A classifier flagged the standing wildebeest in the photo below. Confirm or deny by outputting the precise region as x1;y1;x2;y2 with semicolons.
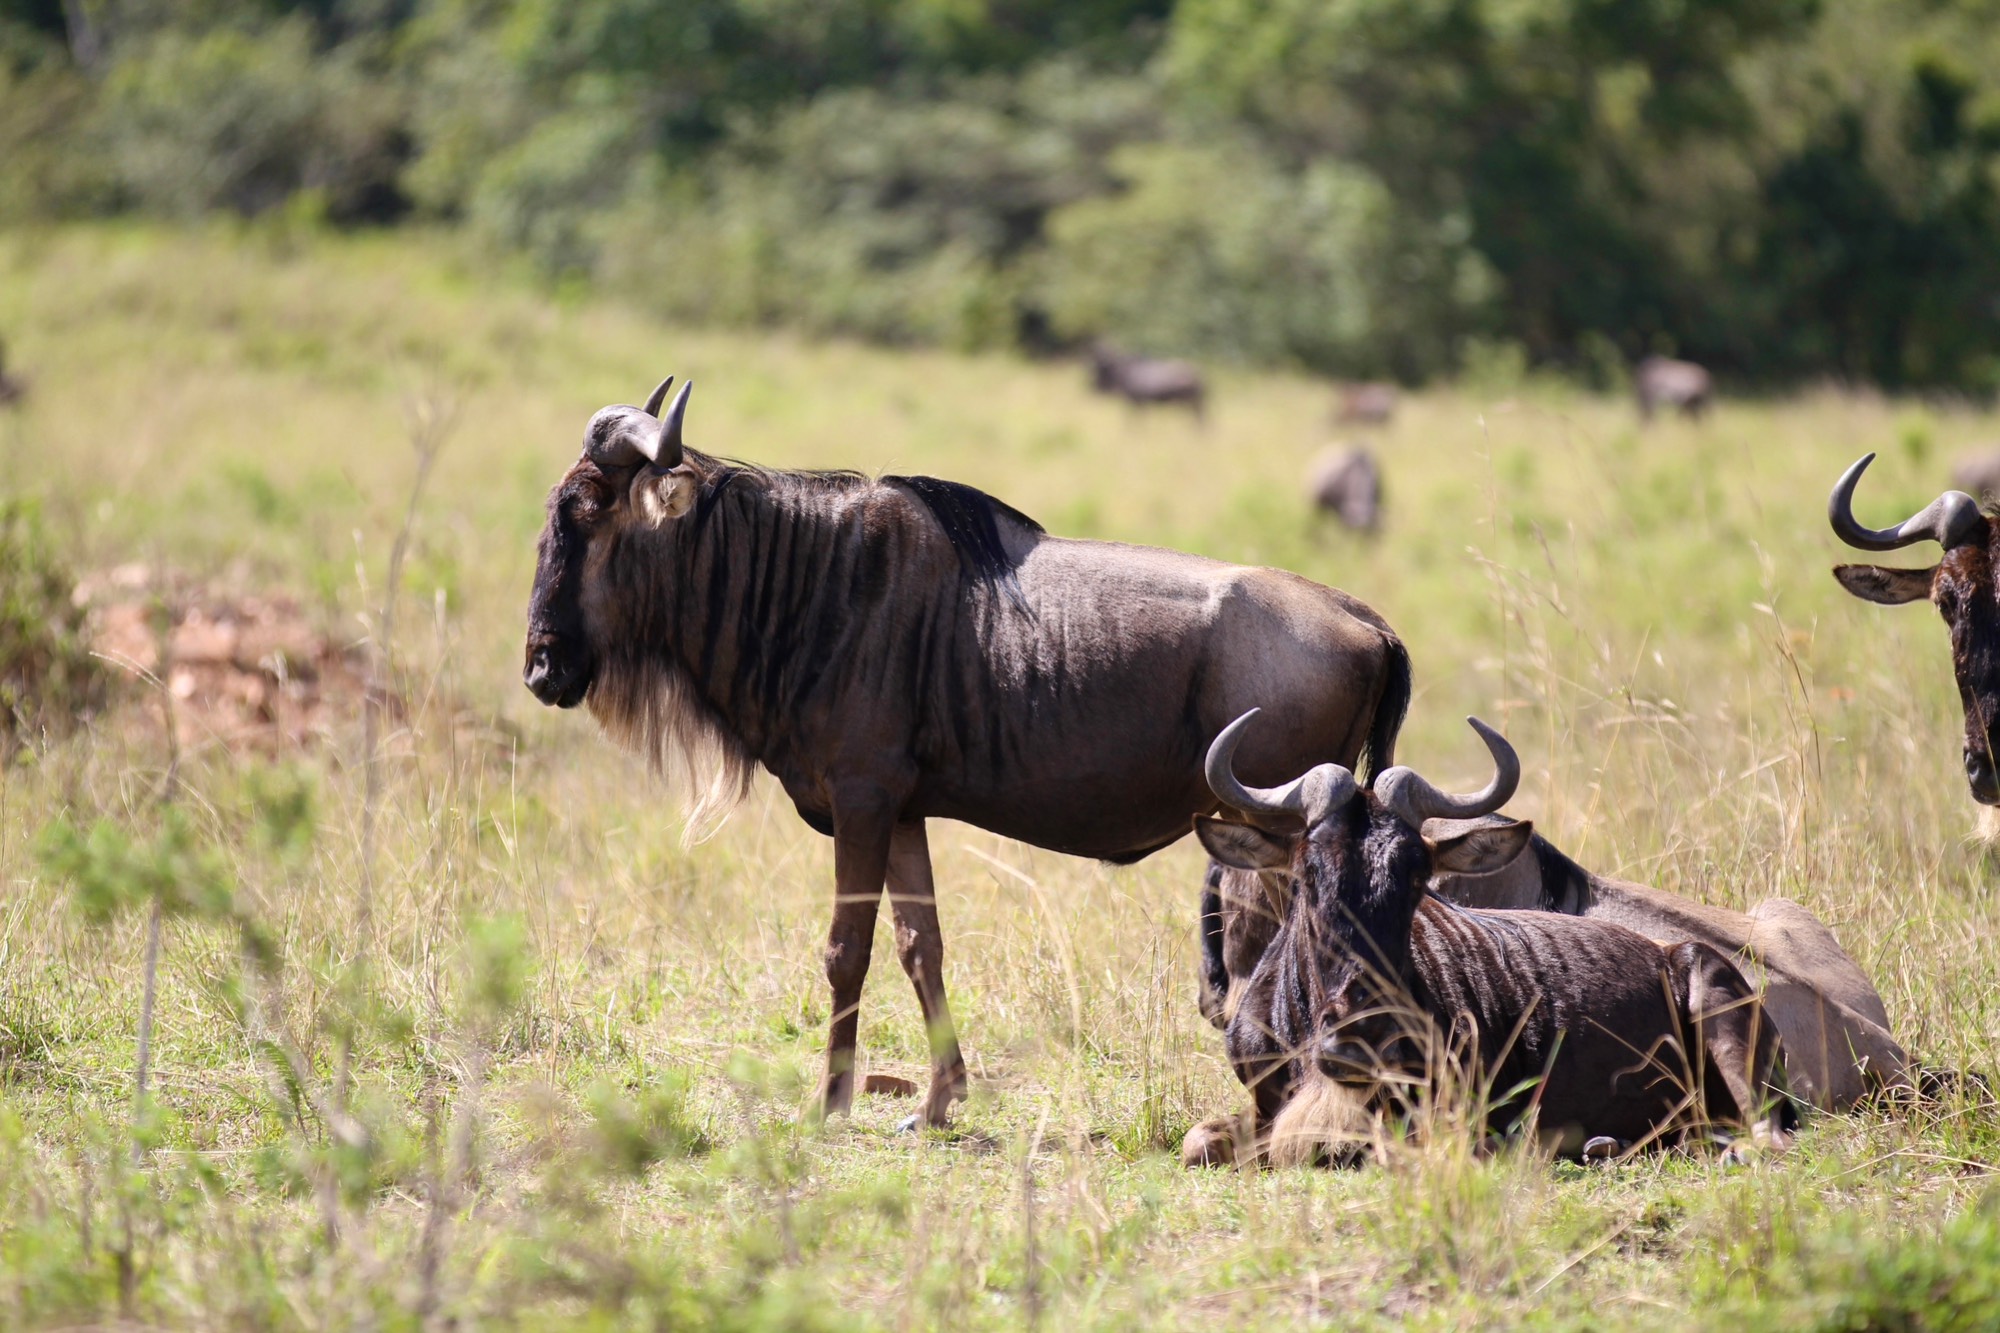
1334;383;1397;427
1087;342;1205;421
1828;451;2000;803
1951;449;2000;505
1635;356;1712;421
1306;445;1383;533
524;375;1411;1127
1186;712;1791;1165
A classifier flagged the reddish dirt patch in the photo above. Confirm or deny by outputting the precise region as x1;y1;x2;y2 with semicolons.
861;1073;919;1098
79;564;375;752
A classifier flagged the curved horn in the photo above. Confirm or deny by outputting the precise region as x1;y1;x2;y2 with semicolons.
1373;717;1519;828
655;379;693;469
587;423;648;469
1830;452;1984;552
642;375;675;417
1204;708;1356;825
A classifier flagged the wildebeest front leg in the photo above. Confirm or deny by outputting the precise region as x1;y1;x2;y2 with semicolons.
1671;940;1793;1149
885;821;967;1128
820;809;894;1122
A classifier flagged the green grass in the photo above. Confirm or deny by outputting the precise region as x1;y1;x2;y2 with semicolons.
3;223;2000;1328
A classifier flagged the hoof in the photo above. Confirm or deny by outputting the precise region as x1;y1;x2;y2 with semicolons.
1581;1136;1625;1162
1180;1118;1241;1168
1750;1121;1793;1155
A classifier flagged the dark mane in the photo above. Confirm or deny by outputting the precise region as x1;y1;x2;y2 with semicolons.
885;475;1043;586
590;453;1050;833
1530;833;1593;914
691;455;1042;590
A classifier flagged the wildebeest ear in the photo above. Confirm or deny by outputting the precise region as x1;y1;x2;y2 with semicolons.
1832;563;1934;605
1424;818;1534;875
1194;816;1292;871
636;466;699;525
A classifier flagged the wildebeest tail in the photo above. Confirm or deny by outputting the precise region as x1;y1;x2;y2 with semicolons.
1198;863;1230;1030
1360;632;1412;784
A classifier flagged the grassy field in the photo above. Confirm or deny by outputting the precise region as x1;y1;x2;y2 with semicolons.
5;224;2000;1329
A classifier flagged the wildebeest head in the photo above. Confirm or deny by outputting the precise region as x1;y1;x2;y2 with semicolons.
1194;710;1519;1086
524;376;702;709
1828;451;2000;802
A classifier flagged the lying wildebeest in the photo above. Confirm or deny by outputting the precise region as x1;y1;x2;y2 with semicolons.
1334;383;1397;427
1306;445;1382;534
1185;712;1792;1166
1828;451;2000;803
1424;817;1901;1109
1635;356;1712;421
1088;342;1205;420
524;375;1411;1127
1950;449;2000;505
1200;813;1906;1110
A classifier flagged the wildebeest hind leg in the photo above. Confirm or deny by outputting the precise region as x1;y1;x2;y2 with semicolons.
1671;941;1791;1147
886;821;967;1127
819;810;894;1121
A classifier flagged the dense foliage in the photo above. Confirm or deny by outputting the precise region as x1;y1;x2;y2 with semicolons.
6;0;2000;386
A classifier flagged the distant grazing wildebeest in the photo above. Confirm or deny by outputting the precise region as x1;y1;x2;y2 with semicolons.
0;337;23;408
1335;383;1397;427
1184;712;1792;1166
524;375;1411;1128
1951;449;2000;504
1635;356;1712;421
1307;445;1383;533
1828;451;2000;803
1087;342;1205;421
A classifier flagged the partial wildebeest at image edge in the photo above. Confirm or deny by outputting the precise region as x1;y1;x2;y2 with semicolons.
525;373;1410;1130
1183;710;1794;1170
1830;450;2000;808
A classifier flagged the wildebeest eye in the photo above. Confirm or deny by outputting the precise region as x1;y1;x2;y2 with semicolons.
1937;586;1962;619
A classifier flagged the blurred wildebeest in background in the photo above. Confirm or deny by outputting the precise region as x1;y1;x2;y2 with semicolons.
1200;809;1905;1111
1829;451;2000;803
0;337;23;408
1088;342;1205;420
1307;444;1382;533
1950;449;2000;504
1184;713;1792;1167
1635;355;1712;420
524;375;1411;1130
1334;382;1397;426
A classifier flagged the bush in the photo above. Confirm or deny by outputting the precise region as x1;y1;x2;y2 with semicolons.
467;105;640;278
595;62;1163;349
0;28;116;222
97;20;407;221
1037;137;1493;378
0;498;103;756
